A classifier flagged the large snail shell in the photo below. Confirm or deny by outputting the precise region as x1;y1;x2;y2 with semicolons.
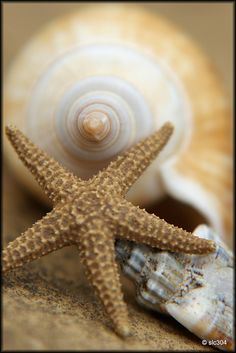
4;5;232;245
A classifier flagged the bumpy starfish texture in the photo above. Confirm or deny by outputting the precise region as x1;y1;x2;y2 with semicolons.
3;122;216;337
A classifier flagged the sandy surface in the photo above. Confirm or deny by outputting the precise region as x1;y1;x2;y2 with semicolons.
2;167;215;351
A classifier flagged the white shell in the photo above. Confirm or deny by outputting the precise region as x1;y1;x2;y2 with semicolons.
4;5;232;245
116;224;234;350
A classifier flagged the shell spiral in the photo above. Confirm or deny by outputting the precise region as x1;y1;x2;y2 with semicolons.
4;5;233;245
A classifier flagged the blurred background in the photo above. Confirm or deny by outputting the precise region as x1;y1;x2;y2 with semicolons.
3;2;233;102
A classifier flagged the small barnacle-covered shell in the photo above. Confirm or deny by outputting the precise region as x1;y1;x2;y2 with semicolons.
116;224;234;350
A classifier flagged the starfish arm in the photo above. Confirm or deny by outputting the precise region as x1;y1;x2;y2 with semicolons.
77;219;130;337
97;122;174;195
113;201;216;254
2;205;74;273
5;126;84;204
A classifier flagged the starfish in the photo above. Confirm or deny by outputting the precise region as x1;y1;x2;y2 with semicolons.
3;122;216;337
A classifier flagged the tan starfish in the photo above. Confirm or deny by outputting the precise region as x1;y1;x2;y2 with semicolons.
3;122;216;337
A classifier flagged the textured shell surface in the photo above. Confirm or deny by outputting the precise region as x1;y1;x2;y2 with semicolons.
4;4;232;245
116;224;234;351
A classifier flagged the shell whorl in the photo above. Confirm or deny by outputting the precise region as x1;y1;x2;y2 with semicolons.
52;75;153;163
5;35;190;181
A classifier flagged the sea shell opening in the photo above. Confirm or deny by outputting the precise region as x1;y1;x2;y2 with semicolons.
146;196;208;234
